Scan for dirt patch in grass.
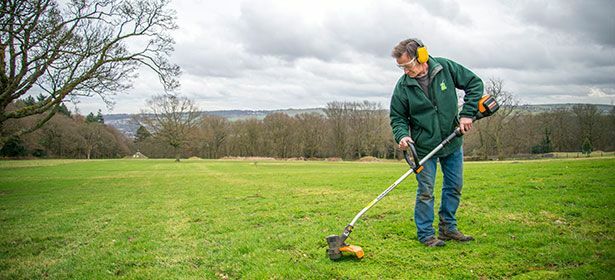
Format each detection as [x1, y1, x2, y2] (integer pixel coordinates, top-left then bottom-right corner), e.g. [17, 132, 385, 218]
[220, 156, 276, 161]
[357, 156, 379, 162]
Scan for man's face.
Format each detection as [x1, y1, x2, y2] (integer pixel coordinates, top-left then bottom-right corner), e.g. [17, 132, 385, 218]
[396, 52, 423, 78]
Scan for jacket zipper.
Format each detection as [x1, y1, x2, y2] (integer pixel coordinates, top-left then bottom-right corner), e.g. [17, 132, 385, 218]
[428, 64, 443, 109]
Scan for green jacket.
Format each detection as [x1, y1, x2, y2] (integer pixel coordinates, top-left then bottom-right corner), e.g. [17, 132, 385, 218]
[389, 56, 483, 158]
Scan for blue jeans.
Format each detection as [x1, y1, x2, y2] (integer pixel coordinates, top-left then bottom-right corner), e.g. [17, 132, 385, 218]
[414, 147, 464, 242]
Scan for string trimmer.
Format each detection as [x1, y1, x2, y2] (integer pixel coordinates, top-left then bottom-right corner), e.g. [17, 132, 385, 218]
[326, 94, 499, 260]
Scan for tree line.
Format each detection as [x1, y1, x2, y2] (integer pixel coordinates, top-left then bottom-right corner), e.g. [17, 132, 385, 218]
[3, 93, 612, 160]
[135, 103, 614, 161]
[135, 99, 395, 161]
[1, 99, 130, 159]
[465, 104, 614, 160]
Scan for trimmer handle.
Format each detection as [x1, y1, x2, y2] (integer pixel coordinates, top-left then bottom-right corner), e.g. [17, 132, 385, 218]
[401, 95, 499, 169]
[402, 141, 420, 169]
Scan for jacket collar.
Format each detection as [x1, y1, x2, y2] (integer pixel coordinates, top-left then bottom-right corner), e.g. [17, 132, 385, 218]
[400, 56, 442, 87]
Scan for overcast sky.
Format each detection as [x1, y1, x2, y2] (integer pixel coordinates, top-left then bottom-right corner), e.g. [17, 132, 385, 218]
[75, 0, 615, 114]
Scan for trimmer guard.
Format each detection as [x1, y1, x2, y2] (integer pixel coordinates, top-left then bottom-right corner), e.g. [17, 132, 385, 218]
[326, 234, 364, 260]
[339, 244, 364, 259]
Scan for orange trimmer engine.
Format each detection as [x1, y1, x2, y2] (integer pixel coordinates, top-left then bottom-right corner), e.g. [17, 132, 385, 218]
[476, 94, 500, 119]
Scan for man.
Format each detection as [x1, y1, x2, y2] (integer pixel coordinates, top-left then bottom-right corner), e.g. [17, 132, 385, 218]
[389, 38, 483, 247]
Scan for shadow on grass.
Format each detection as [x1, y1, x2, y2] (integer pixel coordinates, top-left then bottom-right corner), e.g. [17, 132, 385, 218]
[329, 257, 364, 263]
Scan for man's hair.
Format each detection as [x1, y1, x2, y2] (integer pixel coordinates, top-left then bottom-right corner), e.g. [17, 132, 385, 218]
[391, 39, 421, 59]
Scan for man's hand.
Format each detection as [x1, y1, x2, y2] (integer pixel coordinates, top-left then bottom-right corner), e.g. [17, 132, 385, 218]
[459, 117, 473, 134]
[398, 136, 414, 150]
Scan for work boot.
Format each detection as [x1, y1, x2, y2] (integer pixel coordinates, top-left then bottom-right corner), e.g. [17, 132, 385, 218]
[438, 230, 474, 242]
[422, 236, 445, 247]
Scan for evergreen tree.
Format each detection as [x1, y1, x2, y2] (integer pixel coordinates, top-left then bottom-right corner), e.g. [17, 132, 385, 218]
[85, 112, 97, 123]
[85, 110, 104, 123]
[23, 96, 36, 106]
[36, 94, 46, 103]
[135, 126, 152, 143]
[581, 137, 592, 156]
[96, 109, 104, 124]
[57, 103, 71, 117]
[20, 97, 70, 117]
[0, 137, 27, 157]
[541, 127, 552, 153]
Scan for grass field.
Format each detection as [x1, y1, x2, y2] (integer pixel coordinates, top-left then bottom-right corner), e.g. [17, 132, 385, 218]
[0, 158, 614, 279]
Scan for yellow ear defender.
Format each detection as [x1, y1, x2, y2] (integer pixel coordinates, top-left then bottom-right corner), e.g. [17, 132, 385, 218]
[408, 38, 429, 64]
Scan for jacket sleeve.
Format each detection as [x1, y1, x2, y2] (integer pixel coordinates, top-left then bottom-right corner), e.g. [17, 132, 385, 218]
[389, 84, 410, 144]
[444, 59, 484, 118]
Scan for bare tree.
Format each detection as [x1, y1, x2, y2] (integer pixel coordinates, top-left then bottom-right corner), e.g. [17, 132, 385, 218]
[603, 106, 615, 151]
[0, 0, 179, 147]
[295, 112, 326, 158]
[229, 118, 264, 157]
[79, 122, 104, 159]
[572, 104, 600, 151]
[539, 109, 578, 152]
[347, 101, 386, 158]
[140, 93, 199, 162]
[473, 78, 518, 159]
[263, 112, 296, 158]
[325, 101, 350, 158]
[31, 114, 75, 157]
[324, 101, 388, 159]
[195, 115, 229, 159]
[103, 124, 132, 158]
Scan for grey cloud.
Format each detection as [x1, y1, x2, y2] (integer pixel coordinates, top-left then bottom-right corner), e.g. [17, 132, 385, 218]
[234, 1, 421, 62]
[321, 2, 415, 58]
[174, 44, 243, 78]
[456, 27, 614, 71]
[235, 2, 337, 61]
[477, 65, 615, 105]
[173, 36, 293, 78]
[410, 0, 472, 25]
[86, 0, 615, 114]
[515, 66, 615, 88]
[516, 0, 615, 46]
[176, 58, 394, 110]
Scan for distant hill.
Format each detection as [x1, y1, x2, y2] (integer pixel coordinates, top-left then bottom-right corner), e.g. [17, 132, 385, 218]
[516, 104, 613, 114]
[200, 108, 325, 121]
[104, 104, 613, 138]
[104, 108, 325, 138]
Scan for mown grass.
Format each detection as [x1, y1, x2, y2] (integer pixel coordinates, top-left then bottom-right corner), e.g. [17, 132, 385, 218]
[0, 158, 613, 279]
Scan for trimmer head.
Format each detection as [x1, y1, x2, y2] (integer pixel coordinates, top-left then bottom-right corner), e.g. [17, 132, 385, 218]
[326, 234, 364, 260]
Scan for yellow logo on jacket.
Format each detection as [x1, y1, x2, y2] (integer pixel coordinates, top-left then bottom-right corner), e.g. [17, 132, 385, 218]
[440, 81, 447, 91]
